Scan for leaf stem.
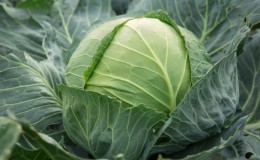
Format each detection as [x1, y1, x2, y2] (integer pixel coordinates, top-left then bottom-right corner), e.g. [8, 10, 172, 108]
[56, 2, 73, 44]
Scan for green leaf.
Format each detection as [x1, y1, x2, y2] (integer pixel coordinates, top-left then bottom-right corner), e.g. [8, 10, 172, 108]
[61, 85, 167, 159]
[0, 117, 21, 160]
[237, 29, 260, 126]
[128, 0, 258, 62]
[16, 0, 116, 46]
[16, 0, 53, 9]
[175, 116, 248, 160]
[221, 130, 260, 160]
[45, 0, 116, 67]
[46, 0, 116, 53]
[41, 21, 65, 72]
[9, 145, 49, 160]
[0, 3, 45, 60]
[145, 51, 239, 156]
[15, 120, 84, 160]
[143, 116, 247, 160]
[1, 0, 116, 67]
[220, 29, 260, 160]
[0, 1, 66, 69]
[0, 116, 84, 160]
[178, 26, 213, 83]
[0, 53, 64, 136]
[242, 31, 260, 159]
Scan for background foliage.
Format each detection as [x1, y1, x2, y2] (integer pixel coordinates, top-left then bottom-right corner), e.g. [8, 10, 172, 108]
[0, 0, 259, 160]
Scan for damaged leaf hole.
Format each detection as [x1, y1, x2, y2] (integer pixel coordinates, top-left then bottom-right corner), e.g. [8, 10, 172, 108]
[245, 152, 253, 159]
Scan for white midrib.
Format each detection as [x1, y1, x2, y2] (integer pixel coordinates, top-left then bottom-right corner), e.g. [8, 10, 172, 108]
[126, 25, 176, 109]
[56, 3, 73, 44]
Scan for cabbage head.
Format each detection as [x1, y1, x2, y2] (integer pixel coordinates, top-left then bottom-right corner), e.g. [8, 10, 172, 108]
[66, 11, 211, 113]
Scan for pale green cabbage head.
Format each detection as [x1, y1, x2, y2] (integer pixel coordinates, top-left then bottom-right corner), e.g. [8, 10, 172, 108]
[66, 13, 211, 113]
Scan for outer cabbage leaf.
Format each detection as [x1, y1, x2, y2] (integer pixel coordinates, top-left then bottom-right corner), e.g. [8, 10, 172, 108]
[0, 116, 84, 160]
[48, 0, 115, 45]
[157, 116, 247, 160]
[15, 0, 115, 49]
[221, 131, 260, 160]
[41, 0, 116, 65]
[61, 85, 167, 160]
[0, 54, 63, 137]
[219, 29, 260, 160]
[237, 30, 260, 127]
[0, 1, 65, 70]
[10, 146, 48, 160]
[241, 29, 260, 159]
[0, 0, 116, 68]
[145, 49, 240, 156]
[128, 0, 259, 62]
[0, 116, 21, 160]
[0, 3, 45, 60]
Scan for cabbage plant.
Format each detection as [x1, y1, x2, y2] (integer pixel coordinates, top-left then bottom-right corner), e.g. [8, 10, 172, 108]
[0, 0, 259, 160]
[62, 11, 236, 159]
